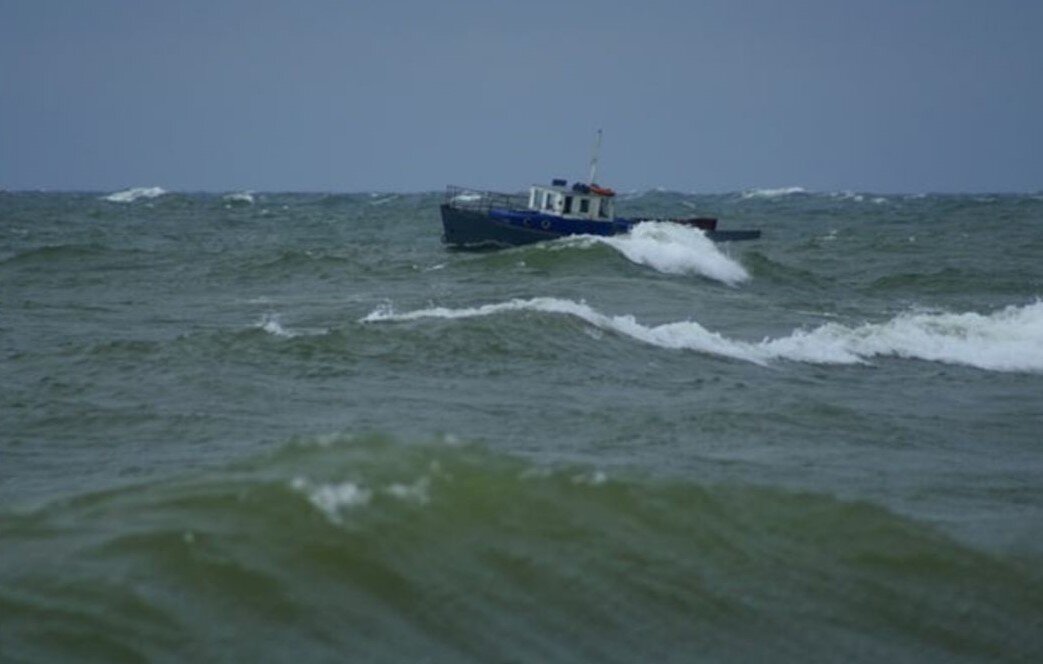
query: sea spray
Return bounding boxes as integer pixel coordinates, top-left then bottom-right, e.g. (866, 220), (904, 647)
(741, 186), (807, 199)
(102, 186), (167, 203)
(560, 221), (750, 285)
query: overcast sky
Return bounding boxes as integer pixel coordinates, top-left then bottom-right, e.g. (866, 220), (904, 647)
(2, 0), (1041, 193)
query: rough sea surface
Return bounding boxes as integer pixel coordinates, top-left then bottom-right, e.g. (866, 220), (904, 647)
(2, 187), (1042, 661)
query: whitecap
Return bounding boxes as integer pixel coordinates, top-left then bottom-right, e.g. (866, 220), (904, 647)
(384, 477), (431, 505)
(741, 186), (806, 199)
(560, 222), (749, 285)
(828, 191), (865, 202)
(362, 298), (1043, 373)
(759, 302), (1043, 372)
(223, 191), (255, 205)
(258, 313), (295, 338)
(102, 186), (167, 203)
(256, 313), (328, 338)
(292, 478), (372, 524)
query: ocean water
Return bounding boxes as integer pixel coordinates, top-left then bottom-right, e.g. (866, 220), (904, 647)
(2, 187), (1042, 661)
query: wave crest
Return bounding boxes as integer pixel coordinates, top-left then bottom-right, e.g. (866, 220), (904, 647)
(102, 187), (167, 203)
(364, 298), (1043, 372)
(741, 186), (806, 199)
(3, 434), (1039, 661)
(560, 222), (750, 285)
(222, 191), (254, 205)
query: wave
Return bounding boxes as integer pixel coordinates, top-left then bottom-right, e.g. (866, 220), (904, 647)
(255, 313), (328, 338)
(557, 222), (750, 285)
(741, 186), (807, 199)
(364, 298), (1043, 373)
(102, 187), (167, 203)
(369, 194), (400, 206)
(0, 243), (110, 266)
(2, 434), (1039, 661)
(222, 191), (254, 205)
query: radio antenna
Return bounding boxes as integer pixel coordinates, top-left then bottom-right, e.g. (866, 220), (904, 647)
(588, 129), (602, 184)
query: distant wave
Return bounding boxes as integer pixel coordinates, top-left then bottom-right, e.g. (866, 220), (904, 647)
(369, 194), (400, 206)
(223, 191), (255, 205)
(741, 186), (807, 199)
(102, 186), (167, 203)
(826, 191), (890, 204)
(364, 298), (1043, 373)
(558, 222), (749, 285)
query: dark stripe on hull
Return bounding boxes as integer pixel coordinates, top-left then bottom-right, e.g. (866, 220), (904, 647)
(440, 205), (559, 248)
(439, 205), (760, 248)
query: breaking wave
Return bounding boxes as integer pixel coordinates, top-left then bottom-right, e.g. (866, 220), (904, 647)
(222, 191), (255, 205)
(364, 298), (1043, 373)
(559, 222), (750, 285)
(2, 434), (1040, 661)
(102, 187), (167, 203)
(741, 186), (807, 199)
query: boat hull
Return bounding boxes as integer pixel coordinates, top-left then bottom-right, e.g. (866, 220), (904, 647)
(439, 205), (760, 248)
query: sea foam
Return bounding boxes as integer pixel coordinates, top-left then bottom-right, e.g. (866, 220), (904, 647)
(102, 187), (167, 203)
(741, 186), (807, 200)
(292, 478), (372, 524)
(561, 222), (750, 285)
(363, 298), (1043, 373)
(223, 191), (255, 205)
(256, 313), (328, 338)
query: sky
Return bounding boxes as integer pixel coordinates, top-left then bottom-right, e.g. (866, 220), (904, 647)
(1, 0), (1041, 193)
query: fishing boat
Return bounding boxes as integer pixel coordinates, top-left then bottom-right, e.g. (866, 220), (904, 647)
(439, 132), (761, 248)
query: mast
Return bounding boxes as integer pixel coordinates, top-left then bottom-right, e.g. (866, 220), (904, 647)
(588, 129), (602, 184)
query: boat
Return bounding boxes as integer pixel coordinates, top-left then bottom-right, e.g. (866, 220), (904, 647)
(439, 131), (760, 248)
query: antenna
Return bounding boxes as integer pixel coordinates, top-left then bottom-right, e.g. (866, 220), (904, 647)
(588, 129), (602, 184)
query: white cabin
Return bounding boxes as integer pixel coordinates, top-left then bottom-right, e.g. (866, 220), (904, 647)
(527, 181), (615, 221)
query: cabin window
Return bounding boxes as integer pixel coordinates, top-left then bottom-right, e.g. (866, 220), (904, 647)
(544, 193), (554, 210)
(579, 198), (590, 214)
(598, 200), (610, 218)
(564, 196), (573, 214)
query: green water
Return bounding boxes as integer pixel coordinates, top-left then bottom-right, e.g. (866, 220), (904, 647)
(2, 189), (1042, 661)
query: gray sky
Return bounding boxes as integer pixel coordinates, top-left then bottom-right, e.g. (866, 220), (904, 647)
(2, 0), (1041, 193)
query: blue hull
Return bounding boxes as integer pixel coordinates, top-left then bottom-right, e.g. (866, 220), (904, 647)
(439, 205), (760, 248)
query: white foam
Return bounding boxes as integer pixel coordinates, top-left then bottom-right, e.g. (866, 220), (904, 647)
(292, 478), (372, 524)
(258, 313), (295, 338)
(384, 477), (431, 505)
(760, 302), (1043, 372)
(102, 186), (167, 203)
(362, 298), (1043, 373)
(256, 313), (328, 338)
(829, 191), (865, 202)
(223, 191), (255, 204)
(571, 470), (608, 486)
(561, 222), (749, 285)
(741, 186), (806, 199)
(361, 297), (768, 364)
(450, 192), (482, 203)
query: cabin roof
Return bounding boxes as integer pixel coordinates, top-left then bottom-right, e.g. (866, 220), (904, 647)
(530, 183), (611, 197)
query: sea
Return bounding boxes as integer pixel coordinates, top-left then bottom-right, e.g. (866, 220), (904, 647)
(2, 185), (1042, 662)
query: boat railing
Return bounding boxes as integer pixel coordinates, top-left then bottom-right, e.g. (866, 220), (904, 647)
(444, 186), (528, 213)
